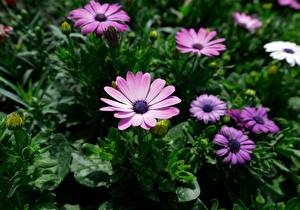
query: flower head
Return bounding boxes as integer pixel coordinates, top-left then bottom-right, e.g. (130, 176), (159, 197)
(100, 71), (181, 130)
(228, 109), (244, 129)
(264, 41), (300, 66)
(6, 112), (25, 130)
(68, 0), (130, 36)
(240, 106), (279, 134)
(214, 126), (256, 165)
(175, 28), (226, 57)
(232, 12), (262, 32)
(278, 0), (300, 9)
(190, 94), (227, 123)
(0, 25), (13, 43)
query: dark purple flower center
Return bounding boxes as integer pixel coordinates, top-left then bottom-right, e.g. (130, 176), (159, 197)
(202, 104), (213, 113)
(95, 13), (107, 22)
(283, 48), (294, 54)
(192, 43), (204, 50)
(228, 139), (241, 153)
(254, 116), (265, 124)
(133, 100), (148, 114)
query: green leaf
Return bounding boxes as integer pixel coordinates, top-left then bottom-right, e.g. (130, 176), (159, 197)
(29, 134), (72, 191)
(191, 199), (208, 210)
(70, 152), (113, 188)
(285, 197), (300, 210)
(176, 180), (200, 202)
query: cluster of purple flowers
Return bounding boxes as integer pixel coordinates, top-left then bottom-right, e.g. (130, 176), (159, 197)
(66, 1), (282, 167)
(189, 94), (279, 165)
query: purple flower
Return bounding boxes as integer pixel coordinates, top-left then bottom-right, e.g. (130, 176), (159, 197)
(228, 109), (244, 129)
(68, 0), (130, 36)
(240, 106), (279, 134)
(100, 71), (181, 130)
(175, 28), (226, 57)
(278, 0), (300, 10)
(232, 12), (262, 32)
(190, 94), (227, 124)
(214, 126), (256, 165)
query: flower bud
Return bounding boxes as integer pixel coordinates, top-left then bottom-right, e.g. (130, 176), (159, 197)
(262, 3), (272, 9)
(60, 21), (71, 35)
(111, 81), (117, 89)
(208, 61), (218, 68)
(6, 112), (25, 130)
(151, 120), (169, 137)
(267, 65), (278, 75)
(104, 26), (118, 47)
(150, 30), (158, 41)
(245, 89), (256, 96)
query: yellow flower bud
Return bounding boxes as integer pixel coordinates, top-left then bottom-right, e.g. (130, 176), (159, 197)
(111, 81), (117, 89)
(245, 89), (256, 96)
(60, 21), (71, 34)
(267, 65), (278, 75)
(150, 30), (158, 41)
(151, 120), (169, 136)
(6, 112), (25, 130)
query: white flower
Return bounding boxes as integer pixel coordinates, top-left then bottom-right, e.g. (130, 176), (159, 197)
(264, 41), (300, 67)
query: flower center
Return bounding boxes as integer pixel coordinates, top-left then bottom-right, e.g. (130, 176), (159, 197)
(254, 116), (264, 124)
(283, 48), (294, 54)
(192, 43), (204, 50)
(133, 101), (148, 114)
(202, 104), (213, 113)
(95, 13), (107, 22)
(228, 139), (241, 153)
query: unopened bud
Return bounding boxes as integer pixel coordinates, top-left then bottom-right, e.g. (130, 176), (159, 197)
(104, 26), (118, 47)
(267, 65), (278, 75)
(6, 112), (25, 130)
(245, 89), (256, 96)
(111, 81), (117, 89)
(150, 30), (158, 41)
(60, 21), (71, 34)
(151, 120), (169, 136)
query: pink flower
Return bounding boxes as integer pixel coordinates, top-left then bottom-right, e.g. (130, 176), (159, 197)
(278, 0), (300, 9)
(0, 25), (13, 43)
(100, 71), (181, 130)
(175, 28), (226, 57)
(68, 0), (130, 36)
(232, 12), (262, 32)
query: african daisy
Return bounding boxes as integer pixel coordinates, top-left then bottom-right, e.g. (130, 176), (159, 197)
(232, 12), (262, 32)
(190, 94), (227, 124)
(214, 126), (256, 165)
(278, 0), (300, 9)
(264, 41), (300, 66)
(240, 106), (279, 134)
(100, 71), (181, 130)
(68, 0), (130, 36)
(176, 28), (226, 57)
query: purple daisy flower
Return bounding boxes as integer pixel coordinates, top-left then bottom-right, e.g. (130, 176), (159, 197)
(190, 94), (227, 124)
(68, 0), (130, 36)
(278, 0), (300, 10)
(232, 12), (262, 32)
(240, 106), (279, 134)
(214, 126), (256, 165)
(228, 109), (244, 129)
(175, 28), (226, 57)
(100, 71), (181, 130)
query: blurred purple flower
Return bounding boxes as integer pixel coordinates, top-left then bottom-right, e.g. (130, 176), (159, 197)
(175, 28), (226, 57)
(190, 94), (227, 123)
(0, 25), (13, 43)
(214, 126), (256, 165)
(100, 71), (181, 130)
(232, 12), (262, 32)
(240, 106), (279, 134)
(68, 0), (130, 36)
(278, 0), (300, 9)
(228, 109), (244, 129)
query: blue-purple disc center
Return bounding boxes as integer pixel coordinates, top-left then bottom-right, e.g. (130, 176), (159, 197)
(228, 139), (241, 153)
(254, 115), (264, 124)
(202, 104), (213, 113)
(133, 100), (148, 114)
(95, 13), (107, 22)
(283, 48), (294, 54)
(193, 43), (204, 50)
